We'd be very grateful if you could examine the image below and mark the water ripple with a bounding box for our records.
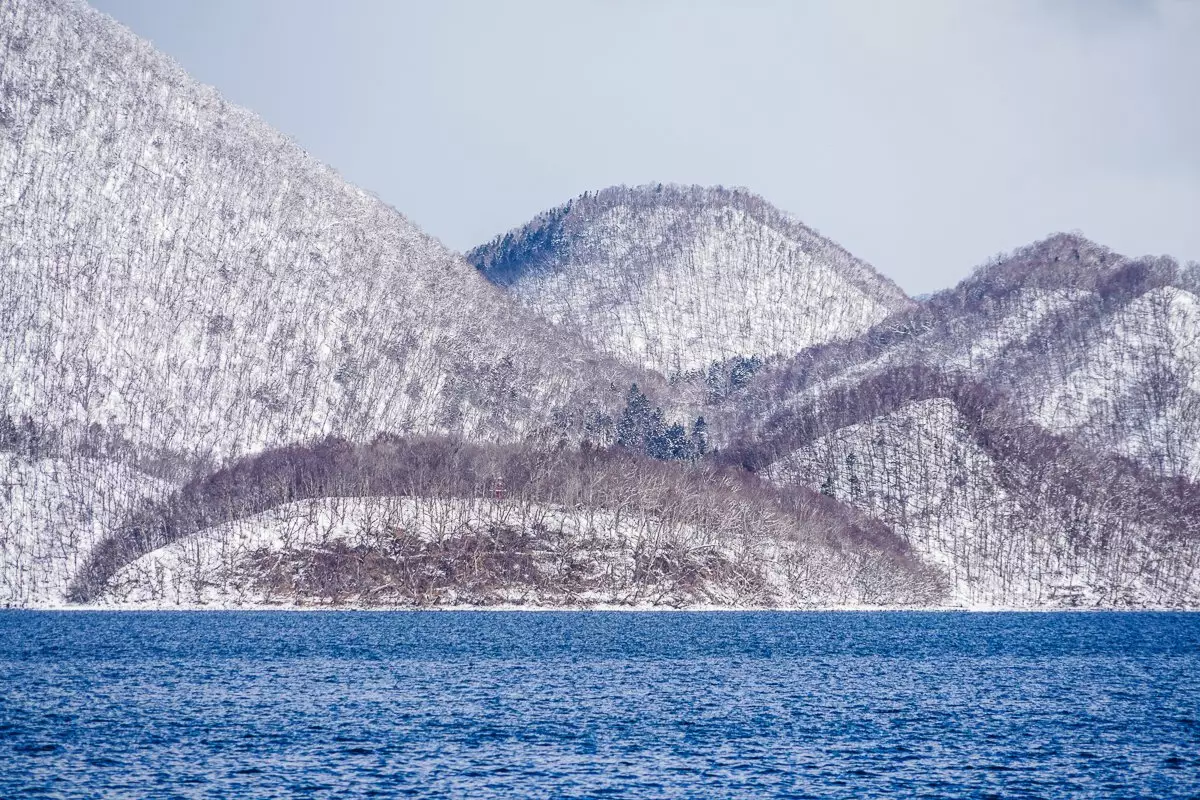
[1,611,1198,798]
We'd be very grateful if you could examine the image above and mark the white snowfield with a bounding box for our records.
[767,398,1200,608]
[470,186,914,375]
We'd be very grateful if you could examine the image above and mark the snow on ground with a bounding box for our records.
[757,287,1092,433]
[1024,286,1200,480]
[0,455,170,605]
[472,187,911,376]
[95,494,926,609]
[766,398,1200,608]
[0,0,639,463]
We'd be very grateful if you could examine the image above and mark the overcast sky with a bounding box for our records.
[91,0,1198,294]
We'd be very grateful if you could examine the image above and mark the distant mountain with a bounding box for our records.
[467,185,914,375]
[0,0,646,469]
[734,234,1200,482]
[717,236,1200,606]
[726,366,1200,607]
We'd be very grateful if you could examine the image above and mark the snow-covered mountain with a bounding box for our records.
[0,0,646,468]
[748,373,1200,607]
[3,0,1197,610]
[737,234,1200,482]
[0,0,660,606]
[467,185,914,375]
[719,235,1200,606]
[0,0,932,610]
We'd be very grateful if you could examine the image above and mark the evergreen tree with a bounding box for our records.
[0,413,17,451]
[691,416,709,457]
[616,384,702,461]
[651,423,689,460]
[617,383,655,449]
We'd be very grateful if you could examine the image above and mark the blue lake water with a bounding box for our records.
[1,611,1198,799]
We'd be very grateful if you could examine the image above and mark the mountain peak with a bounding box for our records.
[960,232,1121,296]
[467,184,913,374]
[0,0,646,462]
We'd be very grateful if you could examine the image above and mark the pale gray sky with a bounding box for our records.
[91,0,1199,294]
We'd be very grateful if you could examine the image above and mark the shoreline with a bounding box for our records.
[6,602,1198,613]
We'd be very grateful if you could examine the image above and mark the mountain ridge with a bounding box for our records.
[2,0,1198,610]
[0,0,658,468]
[725,233,1200,480]
[466,183,914,375]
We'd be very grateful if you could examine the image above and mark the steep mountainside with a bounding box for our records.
[733,235,1200,481]
[467,185,914,375]
[0,0,939,610]
[0,0,646,468]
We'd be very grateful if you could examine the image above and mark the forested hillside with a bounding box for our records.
[0,0,646,469]
[715,236,1200,607]
[468,185,913,375]
[2,0,1197,610]
[727,366,1200,606]
[0,0,655,607]
[73,437,943,608]
[732,234,1200,482]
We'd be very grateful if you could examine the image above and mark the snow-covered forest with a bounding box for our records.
[731,234,1200,482]
[734,368,1200,607]
[2,0,1199,609]
[0,0,650,467]
[75,438,941,608]
[467,185,914,375]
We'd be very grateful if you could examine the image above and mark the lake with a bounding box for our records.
[1,611,1198,798]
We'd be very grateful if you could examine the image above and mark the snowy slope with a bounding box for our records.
[0,0,643,464]
[1018,285,1200,480]
[99,494,940,608]
[467,185,913,375]
[735,234,1200,481]
[0,454,169,605]
[764,394,1200,608]
[716,235,1200,606]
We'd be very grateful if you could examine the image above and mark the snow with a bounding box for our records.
[470,186,913,375]
[767,398,1200,608]
[2,0,1198,613]
[0,0,642,464]
[93,495,935,609]
[0,455,169,605]
[1022,286,1200,480]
